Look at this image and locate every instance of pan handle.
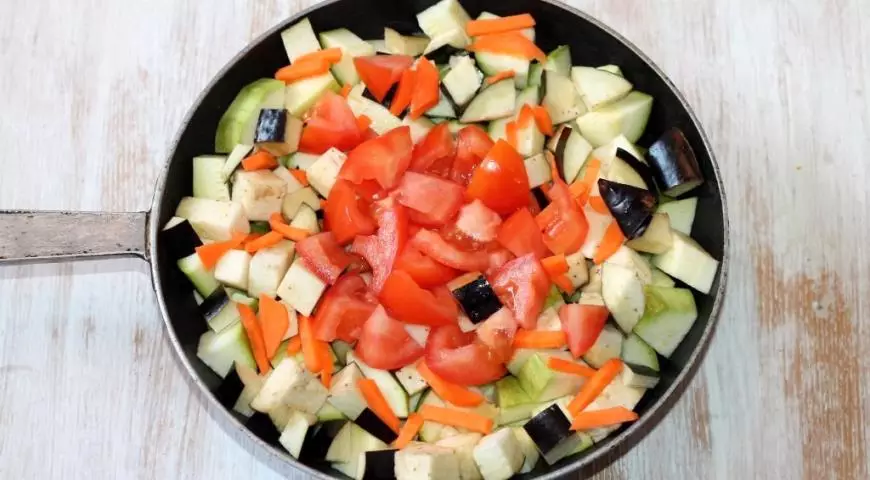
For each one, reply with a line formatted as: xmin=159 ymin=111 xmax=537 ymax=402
xmin=0 ymin=210 xmax=149 ymax=264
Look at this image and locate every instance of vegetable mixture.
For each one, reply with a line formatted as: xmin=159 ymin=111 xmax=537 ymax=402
xmin=162 ymin=1 xmax=720 ymax=478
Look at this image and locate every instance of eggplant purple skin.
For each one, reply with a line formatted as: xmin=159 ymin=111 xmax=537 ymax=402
xmin=299 ymin=420 xmax=347 ymax=463
xmin=254 ymin=108 xmax=288 ymax=143
xmin=355 ymin=408 xmax=399 ymax=444
xmin=645 ymin=127 xmax=704 ymax=197
xmin=160 ymin=219 xmax=202 ymax=261
xmin=598 ymin=178 xmax=657 ymax=239
xmin=615 ymin=147 xmax=658 ymax=193
xmin=361 ymin=449 xmax=398 ymax=480
xmin=523 ymin=404 xmax=573 ymax=455
xmin=551 ymin=125 xmax=574 ymax=180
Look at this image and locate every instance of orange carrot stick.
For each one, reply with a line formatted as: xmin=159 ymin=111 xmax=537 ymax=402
xmin=409 ymin=57 xmax=440 ymax=120
xmin=466 ymin=14 xmax=536 ymax=36
xmin=195 ymin=232 xmax=248 ymax=269
xmin=512 ymin=330 xmax=568 ymax=349
xmin=517 ymin=104 xmax=536 ymax=128
xmin=568 ymin=358 xmax=623 ymax=415
xmin=570 ymin=406 xmax=639 ymax=431
xmin=468 ymin=32 xmax=546 ymax=62
xmin=588 ymin=195 xmax=610 ymax=214
xmin=390 ymin=68 xmax=416 ymax=116
xmin=532 ymin=105 xmax=554 ymax=135
xmin=269 ymin=212 xmax=312 ymax=241
xmin=358 ymin=378 xmax=402 ymax=434
xmin=552 ymin=274 xmax=575 ymax=293
xmin=289 ymin=169 xmax=309 ymax=186
xmin=547 ymin=357 xmax=597 ymax=378
xmin=275 ymin=59 xmax=331 ymax=83
xmin=485 ymin=70 xmax=515 ymax=85
xmin=339 ymin=84 xmax=353 ymax=98
xmin=242 ymin=151 xmax=279 ymax=171
xmin=418 ymin=405 xmax=494 ymax=435
xmin=394 ymin=413 xmax=424 ymax=448
xmin=506 ymin=120 xmax=518 ymax=149
xmin=417 ymin=361 xmax=484 ymax=407
xmin=593 ymin=221 xmax=626 ymax=265
xmin=244 ymin=231 xmax=284 ymax=253
xmin=239 ymin=304 xmax=271 ymax=374
xmin=356 ymin=114 xmax=372 ymax=132
xmin=294 ymin=47 xmax=343 ymax=66
xmin=286 ymin=336 xmax=302 ymax=356
xmin=258 ymin=295 xmax=289 ymax=359
xmin=299 ymin=315 xmax=323 ymax=373
xmin=319 ymin=342 xmax=334 ymax=388
xmin=541 ymin=254 xmax=569 ymax=276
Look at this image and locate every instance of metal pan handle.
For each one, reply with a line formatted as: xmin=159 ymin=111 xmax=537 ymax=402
xmin=0 ymin=210 xmax=149 ymax=264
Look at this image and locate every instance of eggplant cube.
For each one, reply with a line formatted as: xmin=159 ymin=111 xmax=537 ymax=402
xmin=254 ymin=108 xmax=303 ymax=156
xmin=646 ymin=127 xmax=704 ymax=197
xmin=597 ymin=178 xmax=656 ymax=239
xmin=232 ymin=170 xmax=286 ymax=221
xmin=449 ymin=273 xmax=503 ymax=324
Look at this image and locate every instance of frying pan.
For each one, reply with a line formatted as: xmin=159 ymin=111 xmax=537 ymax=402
xmin=0 ymin=0 xmax=729 ymax=477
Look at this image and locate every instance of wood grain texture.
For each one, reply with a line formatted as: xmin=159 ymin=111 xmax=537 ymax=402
xmin=0 ymin=0 xmax=868 ymax=479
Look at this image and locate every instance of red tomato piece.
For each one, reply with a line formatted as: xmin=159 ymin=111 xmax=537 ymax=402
xmin=341 ymin=126 xmax=413 ymax=189
xmin=466 ymin=140 xmax=530 ymax=216
xmin=296 ymin=232 xmax=355 ymax=285
xmin=489 ymin=253 xmax=551 ymax=330
xmin=559 ymin=303 xmax=610 ymax=358
xmin=396 ymin=171 xmax=465 ymax=226
xmin=312 ymin=273 xmax=377 ymax=342
xmin=326 ymin=180 xmax=377 ymax=245
xmin=425 ymin=324 xmax=507 ymax=386
xmin=487 ymin=248 xmax=515 ymax=274
xmin=411 ymin=123 xmax=456 ymax=177
xmin=411 ymin=229 xmax=491 ymax=272
xmin=498 ymin=207 xmax=550 ymax=259
xmin=298 ymin=91 xmax=363 ymax=154
xmin=475 ymin=307 xmax=518 ymax=362
xmin=353 ymin=55 xmax=415 ymax=102
xmin=353 ymin=179 xmax=387 ymax=203
xmin=350 ymin=197 xmax=409 ymax=293
xmin=355 ymin=305 xmax=425 ymax=370
xmin=379 ymin=270 xmax=458 ymax=327
xmin=395 ymin=245 xmax=459 ymax=289
xmin=539 ymin=179 xmax=589 ymax=255
xmin=451 ymin=125 xmax=494 ymax=186
xmin=454 ymin=199 xmax=502 ymax=243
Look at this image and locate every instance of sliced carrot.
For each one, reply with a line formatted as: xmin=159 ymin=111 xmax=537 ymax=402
xmin=241 ymin=233 xmax=263 ymax=246
xmin=517 ymin=104 xmax=535 ymax=128
xmin=244 ymin=231 xmax=284 ymax=253
xmin=593 ymin=221 xmax=626 ymax=265
xmin=568 ymin=358 xmax=624 ymax=415
xmin=418 ymin=405 xmax=494 ymax=435
xmin=573 ymin=158 xmax=602 ymax=204
xmin=548 ymin=357 xmax=598 ymax=378
xmin=239 ymin=304 xmax=271 ymax=374
xmin=275 ymin=59 xmax=331 ymax=83
xmin=242 ymin=151 xmax=279 ymax=171
xmin=485 ymin=70 xmax=515 ymax=85
xmin=512 ymin=330 xmax=567 ymax=349
xmin=319 ymin=342 xmax=334 ymax=388
xmin=532 ymin=105 xmax=554 ymax=135
xmin=552 ymin=274 xmax=575 ymax=293
xmin=339 ymin=84 xmax=353 ymax=98
xmin=356 ymin=114 xmax=372 ymax=133
xmin=466 ymin=13 xmax=536 ymax=36
xmin=195 ymin=232 xmax=247 ymax=269
xmin=258 ymin=295 xmax=290 ymax=359
xmin=394 ymin=413 xmax=424 ymax=448
xmin=289 ymin=169 xmax=309 ymax=186
xmin=269 ymin=212 xmax=312 ymax=241
xmin=294 ymin=47 xmax=343 ymax=66
xmin=588 ymin=195 xmax=610 ymax=214
xmin=286 ymin=336 xmax=302 ymax=356
xmin=299 ymin=315 xmax=323 ymax=373
xmin=570 ymin=406 xmax=639 ymax=431
xmin=390 ymin=68 xmax=416 ymax=116
xmin=417 ymin=361 xmax=484 ymax=407
xmin=358 ymin=378 xmax=402 ymax=434
xmin=409 ymin=57 xmax=440 ymax=119
xmin=506 ymin=120 xmax=518 ymax=149
xmin=569 ymin=180 xmax=589 ymax=199
xmin=541 ymin=254 xmax=569 ymax=276
xmin=468 ymin=32 xmax=546 ymax=62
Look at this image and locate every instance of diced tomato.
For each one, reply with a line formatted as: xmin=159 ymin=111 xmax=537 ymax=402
xmin=537 ymin=173 xmax=589 ymax=255
xmin=379 ymin=270 xmax=458 ymax=327
xmin=497 ymin=208 xmax=550 ymax=259
xmin=425 ymin=324 xmax=507 ymax=386
xmin=353 ymin=179 xmax=387 ymax=203
xmin=396 ymin=171 xmax=465 ymax=226
xmin=395 ymin=245 xmax=459 ymax=289
xmin=296 ymin=232 xmax=355 ymax=285
xmin=432 ymin=285 xmax=460 ymax=318
xmin=298 ymin=91 xmax=363 ymax=154
xmin=559 ymin=303 xmax=610 ymax=358
xmin=350 ymin=197 xmax=409 ymax=293
xmin=451 ymin=125 xmax=494 ymax=186
xmin=475 ymin=307 xmax=518 ymax=362
xmin=312 ymin=273 xmax=377 ymax=342
xmin=454 ymin=199 xmax=502 ymax=243
xmin=527 ymin=191 xmax=543 ymax=216
xmin=341 ymin=126 xmax=413 ymax=189
xmin=466 ymin=140 xmax=530 ymax=216
xmin=355 ymin=305 xmax=425 ymax=370
xmin=411 ymin=229 xmax=491 ymax=272
xmin=326 ymin=180 xmax=377 ymax=245
xmin=407 ymin=208 xmax=446 ymax=228
xmin=487 ymin=248 xmax=515 ymax=274
xmin=411 ymin=123 xmax=456 ymax=177
xmin=353 ymin=55 xmax=415 ymax=102
xmin=489 ymin=253 xmax=551 ymax=330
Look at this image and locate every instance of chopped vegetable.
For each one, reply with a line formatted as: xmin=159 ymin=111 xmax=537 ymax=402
xmin=567 ymin=358 xmax=623 ymax=415
xmin=547 ymin=357 xmax=597 ymax=377
xmin=559 ymin=303 xmax=610 ymax=358
xmin=195 ymin=231 xmax=247 ymax=269
xmin=467 ymin=13 xmax=536 ymax=36
xmin=569 ymin=406 xmax=639 ymax=431
xmin=241 ymin=150 xmax=279 ymax=171
xmin=390 ymin=68 xmax=417 ymax=116
xmin=258 ymin=294 xmax=290 ymax=359
xmin=486 ymin=70 xmax=516 ymax=85
xmin=394 ymin=413 xmax=424 ymax=448
xmin=418 ymin=361 xmax=485 ymax=407
xmin=244 ymin=231 xmax=284 ymax=253
xmin=593 ymin=221 xmax=626 ymax=264
xmin=275 ymin=59 xmax=332 ymax=83
xmin=269 ymin=212 xmax=312 ymax=241
xmin=512 ymin=330 xmax=567 ymax=349
xmin=409 ymin=57 xmax=441 ymax=119
xmin=300 ymin=315 xmax=324 ymax=373
xmin=239 ymin=303 xmax=271 ymax=374
xmin=353 ymin=55 xmax=415 ymax=102
xmin=358 ymin=378 xmax=402 ymax=434
xmin=286 ymin=336 xmax=302 ymax=355
xmin=532 ymin=105 xmax=554 ymax=136
xmin=290 ymin=169 xmax=309 ymax=186
xmin=468 ymin=32 xmax=546 ymax=61
xmin=419 ymin=404 xmax=494 ymax=435
xmin=466 ymin=140 xmax=531 ymax=216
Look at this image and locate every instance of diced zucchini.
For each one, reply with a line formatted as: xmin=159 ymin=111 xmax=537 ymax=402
xmin=289 ymin=204 xmax=320 ymax=234
xmin=196 ymin=321 xmax=255 ymax=378
xmin=626 ymin=213 xmax=674 ymax=254
xmin=601 ymin=262 xmax=646 ymax=333
xmin=542 ymin=71 xmax=586 ymax=124
xmin=512 ymin=427 xmax=540 ymax=474
xmin=476 ymin=52 xmax=530 ymax=88
xmin=347 ymin=352 xmax=410 ymax=418
xmin=279 ymin=410 xmax=312 ymax=458
xmin=347 ymin=84 xmax=404 ymax=134
xmin=215 ymin=79 xmax=285 ymax=153
xmin=514 ymin=115 xmax=545 ymax=157
xmin=416 ymin=0 xmax=472 ymax=49
xmin=396 ymin=443 xmax=461 ymax=480
xmin=473 ymin=429 xmax=524 ymax=480
xmin=487 ymin=117 xmax=510 ymax=143
xmin=403 ymin=115 xmax=436 ymax=144
xmin=280 ymin=18 xmax=321 ymax=62
xmin=621 ymin=333 xmax=661 ymax=388
xmin=633 ymin=285 xmax=698 ymax=357
xmin=193 ymin=156 xmax=230 ymax=201
xmin=319 ymin=28 xmax=375 ymax=85
xmin=214 ymin=249 xmax=252 ymax=291
xmin=178 ymin=252 xmax=221 ymax=298
xmin=597 ymin=64 xmax=623 ymax=76
xmin=544 ymin=45 xmax=572 ymax=76
xmin=284 ymin=72 xmax=340 ymax=117
xmin=656 ymin=197 xmax=698 ymax=235
xmin=517 ymin=353 xmax=584 ymax=402
xmin=583 ymin=323 xmax=624 ymax=368
xmin=396 ymin=362 xmax=429 ymax=396
xmin=384 ymin=27 xmax=430 ymax=56
xmin=426 ymin=94 xmax=457 ymax=118
xmin=652 ymin=232 xmax=719 ymax=294
xmin=571 ymin=66 xmax=633 ymax=110
xmin=281 ymin=187 xmax=321 ymax=219
xmin=574 ymin=91 xmax=653 ymax=147
xmin=516 ymin=85 xmax=541 ymax=108
xmin=461 ymin=79 xmax=516 ymax=123
xmin=443 ymin=55 xmax=483 ymax=107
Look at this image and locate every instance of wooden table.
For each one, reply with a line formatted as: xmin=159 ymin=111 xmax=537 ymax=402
xmin=1 ymin=0 xmax=867 ymax=478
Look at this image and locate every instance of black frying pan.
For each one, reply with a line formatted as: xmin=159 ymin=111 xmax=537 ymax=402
xmin=0 ymin=0 xmax=729 ymax=477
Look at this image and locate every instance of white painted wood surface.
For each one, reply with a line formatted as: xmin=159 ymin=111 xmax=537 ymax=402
xmin=1 ymin=0 xmax=868 ymax=478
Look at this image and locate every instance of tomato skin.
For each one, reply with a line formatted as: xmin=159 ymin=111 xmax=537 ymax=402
xmin=326 ymin=180 xmax=377 ymax=245
xmin=538 ymin=175 xmax=589 ymax=255
xmin=395 ymin=245 xmax=459 ymax=289
xmin=299 ymin=91 xmax=363 ymax=154
xmin=475 ymin=307 xmax=518 ymax=362
xmin=350 ymin=197 xmax=409 ymax=293
xmin=312 ymin=273 xmax=377 ymax=342
xmin=487 ymin=248 xmax=515 ymax=274
xmin=411 ymin=229 xmax=491 ymax=272
xmin=353 ymin=55 xmax=415 ymax=102
xmin=411 ymin=123 xmax=456 ymax=177
xmin=379 ymin=270 xmax=458 ymax=327
xmin=355 ymin=305 xmax=425 ymax=370
xmin=497 ymin=208 xmax=550 ymax=260
xmin=454 ymin=199 xmax=502 ymax=243
xmin=425 ymin=324 xmax=507 ymax=386
xmin=341 ymin=126 xmax=413 ymax=190
xmin=489 ymin=253 xmax=551 ymax=330
xmin=451 ymin=125 xmax=494 ymax=185
xmin=296 ymin=232 xmax=355 ymax=285
xmin=466 ymin=140 xmax=530 ymax=216
xmin=559 ymin=303 xmax=610 ymax=358
xmin=396 ymin=171 xmax=465 ymax=226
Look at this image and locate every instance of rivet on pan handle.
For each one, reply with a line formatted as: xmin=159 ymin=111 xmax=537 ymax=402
xmin=0 ymin=210 xmax=149 ymax=264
